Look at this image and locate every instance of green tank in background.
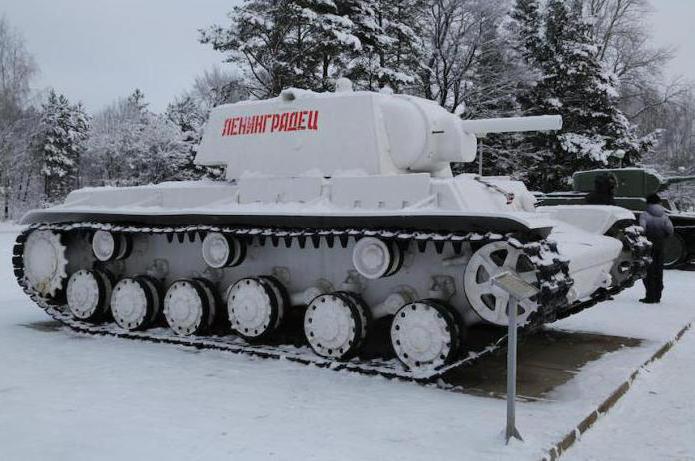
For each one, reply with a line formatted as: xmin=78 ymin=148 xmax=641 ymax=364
xmin=539 ymin=168 xmax=695 ymax=268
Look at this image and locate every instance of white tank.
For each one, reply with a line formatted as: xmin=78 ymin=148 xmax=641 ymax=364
xmin=13 ymin=81 xmax=650 ymax=378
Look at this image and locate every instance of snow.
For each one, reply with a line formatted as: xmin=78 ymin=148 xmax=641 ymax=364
xmin=0 ymin=222 xmax=24 ymax=233
xmin=0 ymin=229 xmax=694 ymax=460
xmin=563 ymin=326 xmax=695 ymax=461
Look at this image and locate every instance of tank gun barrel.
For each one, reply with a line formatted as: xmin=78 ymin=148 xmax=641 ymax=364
xmin=460 ymin=115 xmax=562 ymax=136
xmin=664 ymin=176 xmax=695 ymax=188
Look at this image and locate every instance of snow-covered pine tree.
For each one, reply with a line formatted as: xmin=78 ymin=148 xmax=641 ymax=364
xmin=164 ymin=69 xmax=248 ymax=182
xmin=33 ymin=90 xmax=89 ymax=204
xmin=165 ymin=95 xmax=227 ymax=181
xmin=128 ymin=89 xmax=148 ymax=114
xmin=377 ymin=0 xmax=426 ymax=91
xmin=510 ymin=0 xmax=545 ymax=65
xmin=82 ymin=90 xmax=189 ymax=187
xmin=200 ymin=0 xmax=360 ymax=98
xmin=306 ymin=0 xmax=363 ymax=89
xmin=503 ymin=0 xmax=558 ymax=184
xmin=512 ymin=0 xmax=654 ymax=192
xmin=120 ymin=91 xmax=190 ymax=185
xmin=338 ymin=0 xmax=380 ymax=88
xmin=342 ymin=0 xmax=425 ymax=91
xmin=165 ymin=96 xmax=207 ymax=181
xmin=429 ymin=1 xmax=536 ymax=181
xmin=455 ymin=13 xmax=539 ymax=180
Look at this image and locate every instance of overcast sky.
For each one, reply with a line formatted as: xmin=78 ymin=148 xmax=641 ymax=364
xmin=0 ymin=0 xmax=238 ymax=112
xmin=1 ymin=0 xmax=693 ymax=113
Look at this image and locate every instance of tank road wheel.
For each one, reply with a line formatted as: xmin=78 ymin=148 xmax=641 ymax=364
xmin=464 ymin=241 xmax=538 ymax=326
xmin=258 ymin=276 xmax=289 ymax=332
xmin=22 ymin=230 xmax=68 ymax=298
xmin=111 ymin=276 xmax=161 ymax=331
xmin=227 ymin=277 xmax=283 ymax=340
xmin=66 ymin=269 xmax=112 ymax=322
xmin=390 ymin=300 xmax=461 ymax=371
xmin=335 ymin=291 xmax=370 ymax=351
xmin=202 ymin=233 xmax=245 ymax=269
xmin=92 ymin=230 xmax=131 ymax=262
xmin=304 ymin=292 xmax=369 ymax=360
xmin=352 ymin=237 xmax=402 ymax=279
xmin=194 ymin=278 xmax=219 ymax=329
xmin=164 ymin=280 xmax=212 ymax=336
xmin=664 ymin=234 xmax=686 ymax=269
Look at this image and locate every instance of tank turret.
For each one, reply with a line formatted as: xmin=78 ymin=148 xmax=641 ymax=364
xmin=196 ymin=84 xmax=561 ymax=179
xmin=572 ymin=168 xmax=695 ymax=198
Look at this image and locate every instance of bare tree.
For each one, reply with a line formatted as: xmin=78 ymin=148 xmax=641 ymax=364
xmin=641 ymin=86 xmax=695 ymax=172
xmin=0 ymin=16 xmax=39 ymax=219
xmin=191 ymin=66 xmax=247 ymax=111
xmin=419 ymin=0 xmax=510 ymax=113
xmin=583 ymin=0 xmax=675 ymax=109
xmin=577 ymin=0 xmax=685 ymax=174
xmin=0 ymin=16 xmax=37 ymax=124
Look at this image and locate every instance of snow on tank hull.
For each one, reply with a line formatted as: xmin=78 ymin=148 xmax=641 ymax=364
xmin=22 ymin=190 xmax=549 ymax=235
xmin=14 ymin=83 xmax=651 ymax=377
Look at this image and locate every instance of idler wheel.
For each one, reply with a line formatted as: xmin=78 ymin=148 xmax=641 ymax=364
xmin=463 ymin=241 xmax=538 ymax=326
xmin=92 ymin=230 xmax=131 ymax=262
xmin=22 ymin=230 xmax=68 ymax=298
xmin=164 ymin=279 xmax=212 ymax=336
xmin=111 ymin=276 xmax=161 ymax=331
xmin=201 ymin=233 xmax=245 ymax=268
xmin=390 ymin=300 xmax=460 ymax=371
xmin=66 ymin=269 xmax=112 ymax=322
xmin=352 ymin=237 xmax=402 ymax=279
xmin=227 ymin=277 xmax=282 ymax=340
xmin=304 ymin=292 xmax=370 ymax=360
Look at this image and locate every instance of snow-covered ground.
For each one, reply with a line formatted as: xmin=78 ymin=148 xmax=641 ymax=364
xmin=0 ymin=227 xmax=693 ymax=461
xmin=564 ymin=327 xmax=695 ymax=461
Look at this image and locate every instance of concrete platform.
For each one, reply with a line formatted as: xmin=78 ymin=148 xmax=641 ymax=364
xmin=444 ymin=330 xmax=642 ymax=401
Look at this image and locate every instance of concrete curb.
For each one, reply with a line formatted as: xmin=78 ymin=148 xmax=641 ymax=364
xmin=542 ymin=320 xmax=694 ymax=461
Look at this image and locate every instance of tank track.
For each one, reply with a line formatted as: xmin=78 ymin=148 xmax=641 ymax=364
xmin=620 ymin=225 xmax=652 ymax=282
xmin=11 ymin=220 xmax=643 ymax=382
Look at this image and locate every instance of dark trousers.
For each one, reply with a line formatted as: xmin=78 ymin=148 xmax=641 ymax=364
xmin=643 ymin=243 xmax=665 ymax=302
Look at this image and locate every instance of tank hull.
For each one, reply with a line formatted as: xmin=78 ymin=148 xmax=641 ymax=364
xmin=20 ymin=177 xmax=633 ymax=303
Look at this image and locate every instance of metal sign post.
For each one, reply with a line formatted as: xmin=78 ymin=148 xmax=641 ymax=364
xmin=505 ymin=294 xmax=523 ymax=444
xmin=490 ymin=271 xmax=540 ymax=445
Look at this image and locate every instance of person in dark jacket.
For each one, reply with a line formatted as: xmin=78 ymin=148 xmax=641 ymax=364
xmin=639 ymin=193 xmax=674 ymax=303
xmin=585 ymin=173 xmax=617 ymax=205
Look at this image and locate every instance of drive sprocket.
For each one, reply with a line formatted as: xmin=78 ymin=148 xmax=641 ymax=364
xmin=21 ymin=230 xmax=68 ymax=298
